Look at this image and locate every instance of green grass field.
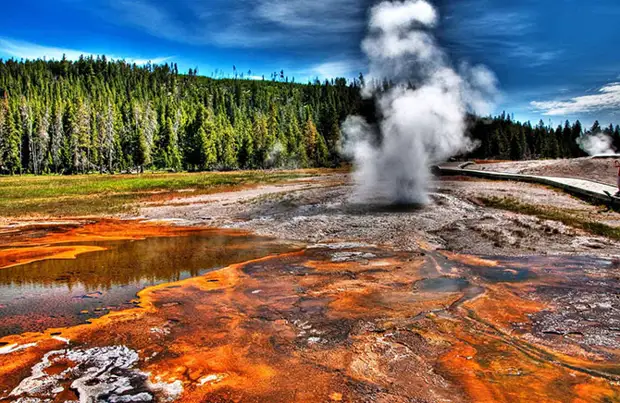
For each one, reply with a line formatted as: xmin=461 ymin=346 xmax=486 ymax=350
xmin=0 ymin=170 xmax=318 ymax=218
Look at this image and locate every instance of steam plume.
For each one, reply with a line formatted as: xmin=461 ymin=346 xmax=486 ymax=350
xmin=577 ymin=133 xmax=617 ymax=156
xmin=343 ymin=0 xmax=498 ymax=204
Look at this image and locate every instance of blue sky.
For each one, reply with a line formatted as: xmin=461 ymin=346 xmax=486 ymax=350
xmin=1 ymin=0 xmax=619 ymax=127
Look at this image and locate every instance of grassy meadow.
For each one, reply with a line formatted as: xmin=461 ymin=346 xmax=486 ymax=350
xmin=0 ymin=170 xmax=319 ymax=218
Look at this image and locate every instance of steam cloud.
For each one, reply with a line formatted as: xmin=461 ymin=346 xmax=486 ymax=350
xmin=343 ymin=0 xmax=498 ymax=204
xmin=577 ymin=133 xmax=617 ymax=156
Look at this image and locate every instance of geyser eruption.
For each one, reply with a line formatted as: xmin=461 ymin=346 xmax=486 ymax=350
xmin=343 ymin=0 xmax=498 ymax=204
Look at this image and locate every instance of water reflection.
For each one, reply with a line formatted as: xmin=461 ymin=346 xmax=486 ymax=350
xmin=0 ymin=230 xmax=297 ymax=336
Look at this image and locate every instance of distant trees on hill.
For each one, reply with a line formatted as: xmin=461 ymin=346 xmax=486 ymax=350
xmin=466 ymin=112 xmax=620 ymax=161
xmin=0 ymin=56 xmax=618 ymax=175
xmin=0 ymin=56 xmax=360 ymax=174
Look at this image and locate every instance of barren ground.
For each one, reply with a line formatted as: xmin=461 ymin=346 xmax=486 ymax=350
xmin=138 ymin=173 xmax=620 ymax=256
xmin=470 ymin=157 xmax=620 ymax=185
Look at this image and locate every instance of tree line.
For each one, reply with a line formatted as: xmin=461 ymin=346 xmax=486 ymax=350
xmin=1 ymin=56 xmax=619 ymax=175
xmin=0 ymin=56 xmax=362 ymax=174
xmin=467 ymin=112 xmax=620 ymax=160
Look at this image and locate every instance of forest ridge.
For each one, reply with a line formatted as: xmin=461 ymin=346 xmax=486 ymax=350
xmin=0 ymin=56 xmax=618 ymax=175
xmin=0 ymin=57 xmax=359 ymax=175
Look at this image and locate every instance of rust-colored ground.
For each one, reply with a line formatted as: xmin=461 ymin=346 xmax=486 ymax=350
xmin=0 ymin=220 xmax=230 ymax=248
xmin=1 ymin=231 xmax=619 ymax=402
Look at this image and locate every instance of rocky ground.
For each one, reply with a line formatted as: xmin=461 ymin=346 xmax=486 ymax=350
xmin=137 ymin=173 xmax=620 ymax=257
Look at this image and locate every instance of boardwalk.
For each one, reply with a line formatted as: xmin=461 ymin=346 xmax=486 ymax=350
xmin=438 ymin=163 xmax=620 ymax=205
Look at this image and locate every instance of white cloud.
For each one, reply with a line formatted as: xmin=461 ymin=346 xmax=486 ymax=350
xmin=0 ymin=38 xmax=86 ymax=61
xmin=0 ymin=37 xmax=171 ymax=65
xmin=97 ymin=0 xmax=366 ymax=49
xmin=531 ymin=83 xmax=620 ymax=116
xmin=128 ymin=56 xmax=172 ymax=65
xmin=306 ymin=60 xmax=361 ymax=79
xmin=255 ymin=0 xmax=362 ymax=31
xmin=452 ymin=10 xmax=533 ymax=36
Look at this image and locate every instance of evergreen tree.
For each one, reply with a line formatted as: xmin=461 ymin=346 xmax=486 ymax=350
xmin=134 ymin=126 xmax=149 ymax=173
xmin=252 ymin=112 xmax=269 ymax=167
xmin=303 ymin=112 xmax=319 ymax=165
xmin=315 ymin=133 xmax=329 ymax=167
xmin=546 ymin=126 xmax=559 ymax=159
xmin=216 ymin=112 xmax=237 ymax=170
xmin=235 ymin=114 xmax=254 ymax=169
xmin=31 ymin=108 xmax=49 ymax=174
xmin=572 ymin=121 xmax=585 ymax=157
xmin=509 ymin=127 xmax=525 ymax=160
xmin=613 ymin=125 xmax=620 ymax=152
xmin=562 ymin=121 xmax=573 ymax=158
xmin=0 ymin=101 xmax=21 ymax=174
xmin=49 ymin=102 xmax=64 ymax=172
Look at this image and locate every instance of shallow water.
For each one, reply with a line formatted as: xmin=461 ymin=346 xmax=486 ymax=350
xmin=415 ymin=277 xmax=469 ymax=292
xmin=0 ymin=230 xmax=297 ymax=336
xmin=471 ymin=255 xmax=612 ymax=283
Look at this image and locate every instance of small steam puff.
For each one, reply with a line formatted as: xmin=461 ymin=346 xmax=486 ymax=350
xmin=577 ymin=133 xmax=617 ymax=156
xmin=343 ymin=0 xmax=498 ymax=204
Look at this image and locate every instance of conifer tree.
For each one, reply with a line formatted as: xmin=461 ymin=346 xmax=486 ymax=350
xmin=135 ymin=126 xmax=149 ymax=173
xmin=49 ymin=102 xmax=64 ymax=172
xmin=0 ymin=101 xmax=21 ymax=174
xmin=509 ymin=127 xmax=524 ymax=161
xmin=32 ymin=108 xmax=49 ymax=174
xmin=217 ymin=112 xmax=237 ymax=170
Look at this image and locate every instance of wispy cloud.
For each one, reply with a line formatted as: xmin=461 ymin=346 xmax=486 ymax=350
xmin=304 ymin=60 xmax=362 ymax=80
xmin=442 ymin=1 xmax=562 ymax=67
xmin=255 ymin=0 xmax=362 ymax=31
xmin=0 ymin=37 xmax=171 ymax=65
xmin=450 ymin=10 xmax=533 ymax=36
xmin=508 ymin=45 xmax=563 ymax=67
xmin=96 ymin=0 xmax=368 ymax=49
xmin=531 ymin=83 xmax=620 ymax=116
xmin=0 ymin=38 xmax=86 ymax=61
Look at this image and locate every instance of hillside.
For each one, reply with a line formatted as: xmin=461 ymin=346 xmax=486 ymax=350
xmin=0 ymin=57 xmax=362 ymax=174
